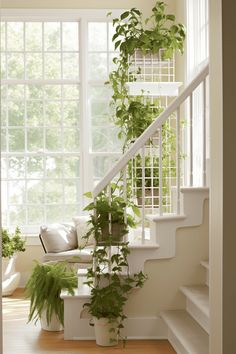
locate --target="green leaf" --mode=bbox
[84,191,92,198]
[120,11,130,20]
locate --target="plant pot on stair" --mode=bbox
[2,227,26,296]
[25,261,77,331]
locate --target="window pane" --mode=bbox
[8,85,24,100]
[62,22,79,51]
[88,53,107,80]
[7,22,24,51]
[44,22,60,51]
[63,85,79,99]
[92,126,121,152]
[1,22,5,51]
[27,128,43,151]
[64,157,80,178]
[45,101,61,126]
[9,180,25,204]
[46,205,63,223]
[25,22,42,51]
[26,53,43,79]
[1,54,6,79]
[46,156,63,178]
[44,53,61,79]
[27,157,44,178]
[27,180,44,204]
[46,128,62,151]
[1,158,7,179]
[93,156,119,179]
[7,53,24,79]
[63,101,79,126]
[1,129,6,151]
[9,206,26,225]
[45,180,63,203]
[9,157,25,178]
[45,85,61,99]
[26,101,44,126]
[8,101,24,126]
[1,102,7,126]
[8,128,25,151]
[63,128,80,151]
[28,206,44,224]
[64,180,78,203]
[88,22,107,51]
[63,53,79,79]
[26,85,43,100]
[63,205,79,221]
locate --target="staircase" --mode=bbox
[61,64,210,346]
[161,260,209,353]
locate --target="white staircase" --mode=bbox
[161,260,209,353]
[61,65,210,344]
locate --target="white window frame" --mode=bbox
[185,0,209,186]
[1,9,123,239]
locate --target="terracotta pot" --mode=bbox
[97,223,125,245]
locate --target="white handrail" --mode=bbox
[93,64,209,198]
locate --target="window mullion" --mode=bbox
[79,18,93,208]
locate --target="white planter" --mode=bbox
[93,317,118,346]
[40,309,63,332]
[2,255,21,296]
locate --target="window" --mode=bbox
[186,0,209,186]
[1,11,122,234]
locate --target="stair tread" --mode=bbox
[200,260,209,270]
[61,284,91,299]
[180,187,209,193]
[146,213,186,222]
[180,285,209,317]
[161,310,209,354]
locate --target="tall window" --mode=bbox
[186,0,209,186]
[1,12,122,233]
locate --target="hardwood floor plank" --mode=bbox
[3,289,176,354]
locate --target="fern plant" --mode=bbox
[25,261,77,326]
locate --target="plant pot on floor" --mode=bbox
[2,255,21,296]
[40,309,63,332]
[93,317,118,346]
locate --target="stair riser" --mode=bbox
[186,299,209,334]
[168,328,189,354]
[149,188,209,258]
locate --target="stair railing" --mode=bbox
[91,64,209,244]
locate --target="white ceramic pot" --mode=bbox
[93,317,118,346]
[2,255,21,296]
[40,309,63,332]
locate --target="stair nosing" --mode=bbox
[180,285,209,317]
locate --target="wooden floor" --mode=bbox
[3,289,176,354]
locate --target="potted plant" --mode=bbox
[108,1,185,151]
[25,261,77,331]
[83,237,147,346]
[82,184,147,346]
[83,183,140,246]
[2,226,26,296]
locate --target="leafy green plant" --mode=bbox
[83,183,140,245]
[83,238,147,340]
[25,261,77,326]
[2,226,26,258]
[108,1,186,150]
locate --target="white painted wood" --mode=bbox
[180,285,209,333]
[93,65,209,198]
[126,82,182,97]
[161,310,209,354]
[201,260,209,286]
[146,187,209,258]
